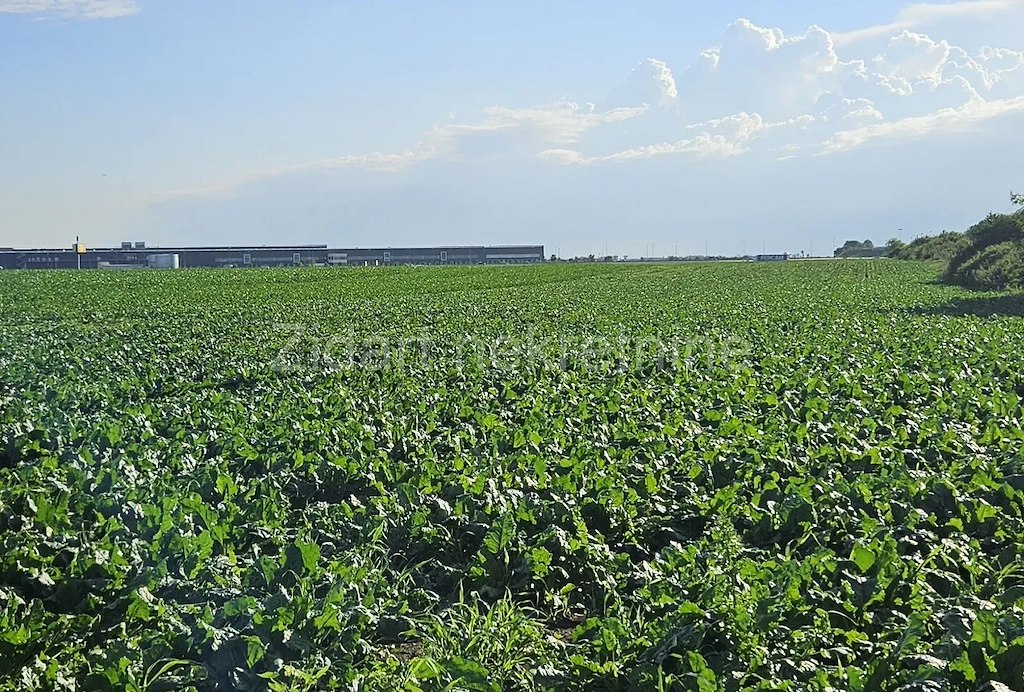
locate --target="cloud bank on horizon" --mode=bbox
[6,0,1024,255]
[161,2,1024,186]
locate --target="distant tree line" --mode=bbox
[833,239,886,258]
[883,192,1024,291]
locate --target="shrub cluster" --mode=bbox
[889,193,1024,290]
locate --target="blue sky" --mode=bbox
[2,1,1023,256]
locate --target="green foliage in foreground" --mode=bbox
[2,261,1024,691]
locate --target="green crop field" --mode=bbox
[2,261,1024,691]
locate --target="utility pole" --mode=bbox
[76,235,81,270]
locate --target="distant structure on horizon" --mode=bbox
[0,243,545,270]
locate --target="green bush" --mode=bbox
[950,239,1024,290]
[945,212,1024,279]
[936,206,1024,290]
[896,193,1024,291]
[890,231,969,261]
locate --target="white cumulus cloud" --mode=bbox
[602,59,679,109]
[155,13,1024,210]
[673,20,862,123]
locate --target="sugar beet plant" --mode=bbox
[1,261,1024,691]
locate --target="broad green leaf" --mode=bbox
[851,543,876,573]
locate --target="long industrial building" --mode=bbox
[0,244,546,270]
